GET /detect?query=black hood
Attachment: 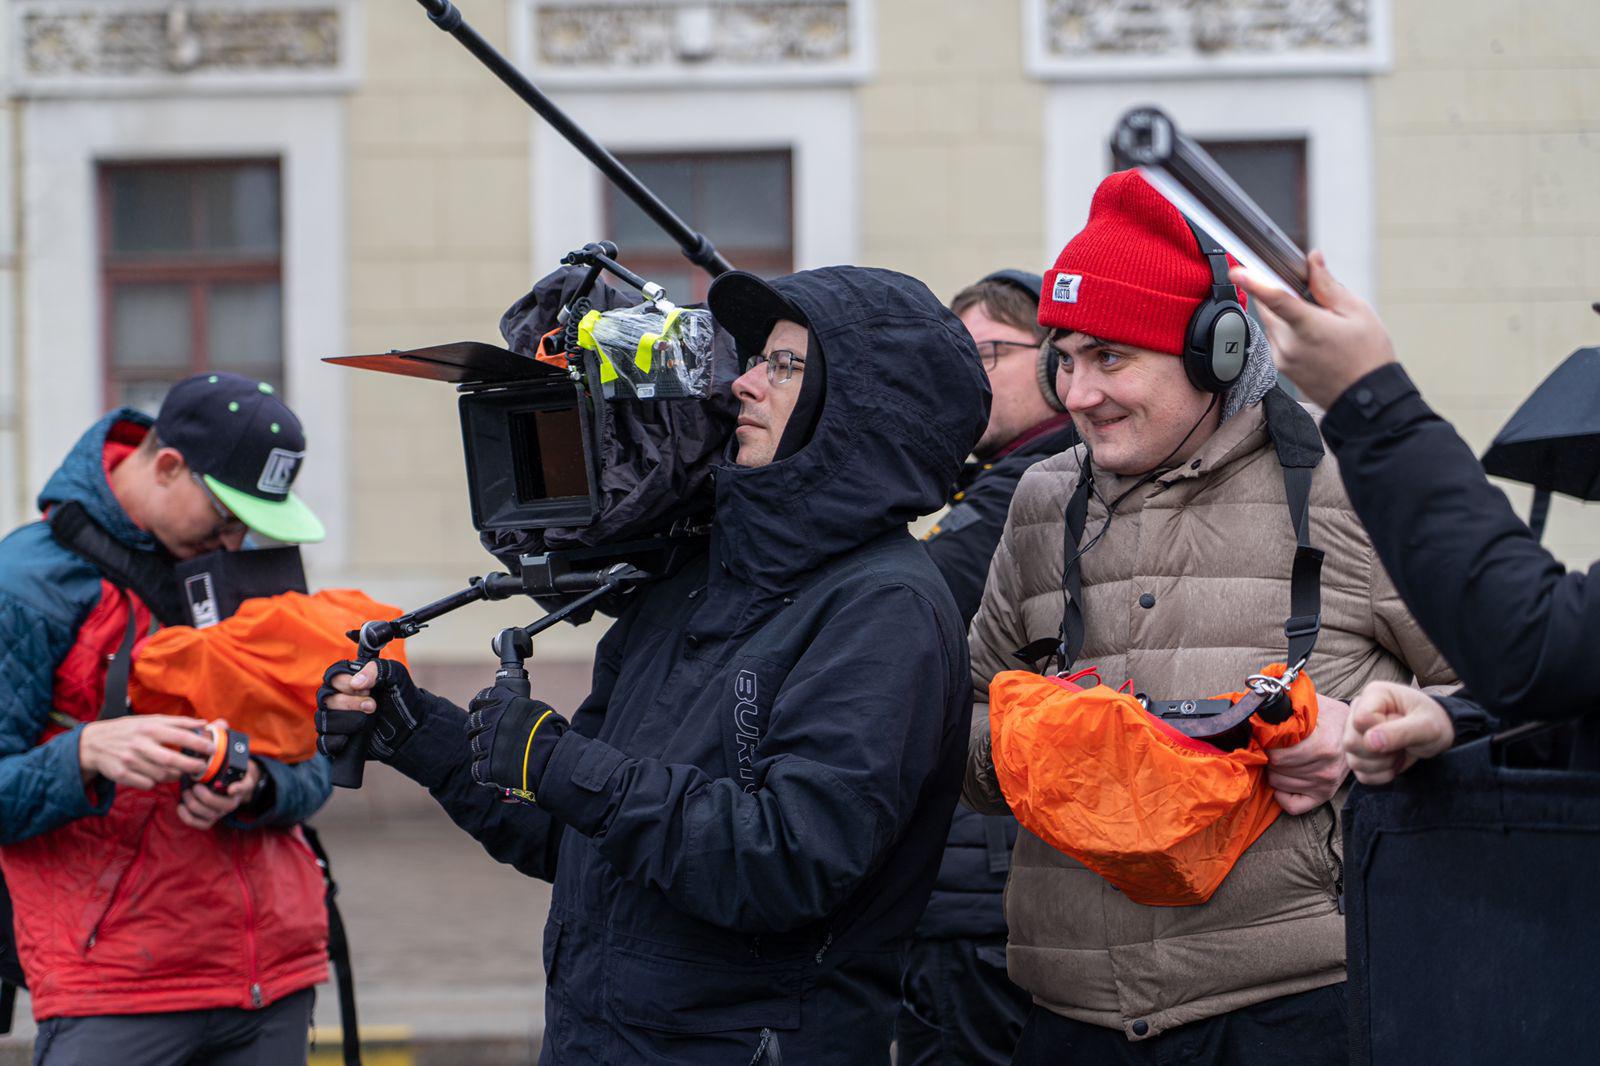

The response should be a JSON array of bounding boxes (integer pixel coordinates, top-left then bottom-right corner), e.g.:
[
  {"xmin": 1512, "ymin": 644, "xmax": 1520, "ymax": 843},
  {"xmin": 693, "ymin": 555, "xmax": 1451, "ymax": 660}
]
[{"xmin": 709, "ymin": 266, "xmax": 991, "ymax": 592}]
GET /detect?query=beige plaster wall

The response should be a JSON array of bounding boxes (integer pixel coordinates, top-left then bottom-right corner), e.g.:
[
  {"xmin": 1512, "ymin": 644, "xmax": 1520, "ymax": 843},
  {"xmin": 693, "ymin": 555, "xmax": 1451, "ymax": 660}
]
[
  {"xmin": 859, "ymin": 0, "xmax": 1046, "ymax": 301},
  {"xmin": 1375, "ymin": 0, "xmax": 1600, "ymax": 566}
]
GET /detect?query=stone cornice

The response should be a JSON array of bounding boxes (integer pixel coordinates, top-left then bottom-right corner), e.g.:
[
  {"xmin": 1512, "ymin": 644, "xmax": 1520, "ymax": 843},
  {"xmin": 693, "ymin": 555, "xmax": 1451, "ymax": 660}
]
[
  {"xmin": 14, "ymin": 0, "xmax": 359, "ymax": 96},
  {"xmin": 515, "ymin": 0, "xmax": 873, "ymax": 88},
  {"xmin": 1027, "ymin": 0, "xmax": 1390, "ymax": 80}
]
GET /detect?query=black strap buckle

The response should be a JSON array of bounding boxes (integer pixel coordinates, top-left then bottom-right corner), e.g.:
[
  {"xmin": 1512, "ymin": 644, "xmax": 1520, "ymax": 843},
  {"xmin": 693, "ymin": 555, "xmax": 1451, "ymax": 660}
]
[{"xmin": 1284, "ymin": 613, "xmax": 1321, "ymax": 642}]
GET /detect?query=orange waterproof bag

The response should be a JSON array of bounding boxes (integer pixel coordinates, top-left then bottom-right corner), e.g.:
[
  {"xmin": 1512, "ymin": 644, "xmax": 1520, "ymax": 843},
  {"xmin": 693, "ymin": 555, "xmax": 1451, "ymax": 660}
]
[
  {"xmin": 129, "ymin": 588, "xmax": 407, "ymax": 763},
  {"xmin": 989, "ymin": 664, "xmax": 1317, "ymax": 906}
]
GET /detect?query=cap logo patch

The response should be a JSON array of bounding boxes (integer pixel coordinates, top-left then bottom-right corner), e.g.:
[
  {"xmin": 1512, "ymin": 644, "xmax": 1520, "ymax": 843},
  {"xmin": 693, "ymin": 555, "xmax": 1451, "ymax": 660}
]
[
  {"xmin": 1052, "ymin": 274, "xmax": 1083, "ymax": 303},
  {"xmin": 258, "ymin": 448, "xmax": 303, "ymax": 495}
]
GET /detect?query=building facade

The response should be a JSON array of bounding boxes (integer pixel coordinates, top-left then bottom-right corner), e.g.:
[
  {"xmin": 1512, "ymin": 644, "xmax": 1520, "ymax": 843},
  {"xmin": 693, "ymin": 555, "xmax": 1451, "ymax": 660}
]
[{"xmin": 4, "ymin": 0, "xmax": 1598, "ymax": 665}]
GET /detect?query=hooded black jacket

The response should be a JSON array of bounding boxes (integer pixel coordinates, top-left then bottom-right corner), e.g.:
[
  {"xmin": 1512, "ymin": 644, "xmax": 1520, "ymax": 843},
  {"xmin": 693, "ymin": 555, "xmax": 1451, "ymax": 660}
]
[{"xmin": 390, "ymin": 266, "xmax": 990, "ymax": 1063}]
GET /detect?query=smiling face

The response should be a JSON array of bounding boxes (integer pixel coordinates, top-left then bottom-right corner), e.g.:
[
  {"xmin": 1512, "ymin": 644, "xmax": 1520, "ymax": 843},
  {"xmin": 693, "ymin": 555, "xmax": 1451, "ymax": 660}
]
[
  {"xmin": 1052, "ymin": 331, "xmax": 1221, "ymax": 475},
  {"xmin": 731, "ymin": 319, "xmax": 810, "ymax": 468}
]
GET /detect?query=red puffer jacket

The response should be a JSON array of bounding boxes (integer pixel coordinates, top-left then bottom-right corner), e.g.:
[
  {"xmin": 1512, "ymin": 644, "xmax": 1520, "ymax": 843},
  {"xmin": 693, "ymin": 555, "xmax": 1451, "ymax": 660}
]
[{"xmin": 2, "ymin": 578, "xmax": 329, "ymax": 1018}]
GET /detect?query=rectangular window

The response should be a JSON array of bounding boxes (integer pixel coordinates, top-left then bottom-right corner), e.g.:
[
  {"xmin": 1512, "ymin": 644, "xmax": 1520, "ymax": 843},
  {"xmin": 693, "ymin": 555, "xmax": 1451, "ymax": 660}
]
[
  {"xmin": 1196, "ymin": 138, "xmax": 1310, "ymax": 252},
  {"xmin": 604, "ymin": 150, "xmax": 794, "ymax": 304},
  {"xmin": 100, "ymin": 160, "xmax": 284, "ymax": 413}
]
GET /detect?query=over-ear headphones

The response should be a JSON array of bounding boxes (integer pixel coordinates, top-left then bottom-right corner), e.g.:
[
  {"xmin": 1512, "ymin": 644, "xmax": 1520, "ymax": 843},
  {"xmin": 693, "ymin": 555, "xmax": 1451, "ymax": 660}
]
[
  {"xmin": 1181, "ymin": 220, "xmax": 1250, "ymax": 394},
  {"xmin": 977, "ymin": 269, "xmax": 1068, "ymax": 414}
]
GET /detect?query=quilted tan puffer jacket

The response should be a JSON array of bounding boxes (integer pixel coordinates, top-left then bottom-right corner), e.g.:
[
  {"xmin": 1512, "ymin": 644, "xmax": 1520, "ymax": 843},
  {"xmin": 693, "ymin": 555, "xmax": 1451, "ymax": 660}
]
[{"xmin": 963, "ymin": 398, "xmax": 1456, "ymax": 1041}]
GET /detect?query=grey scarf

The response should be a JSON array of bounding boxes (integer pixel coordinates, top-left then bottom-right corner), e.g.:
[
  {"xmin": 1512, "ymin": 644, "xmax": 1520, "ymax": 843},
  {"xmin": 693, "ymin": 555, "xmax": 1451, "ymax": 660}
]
[{"xmin": 1221, "ymin": 316, "xmax": 1279, "ymax": 423}]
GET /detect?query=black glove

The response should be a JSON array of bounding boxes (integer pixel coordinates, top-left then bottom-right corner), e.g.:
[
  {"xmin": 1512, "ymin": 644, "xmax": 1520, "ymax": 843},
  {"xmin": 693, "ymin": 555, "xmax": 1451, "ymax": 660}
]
[
  {"xmin": 316, "ymin": 658, "xmax": 430, "ymax": 763},
  {"xmin": 466, "ymin": 685, "xmax": 568, "ymax": 800}
]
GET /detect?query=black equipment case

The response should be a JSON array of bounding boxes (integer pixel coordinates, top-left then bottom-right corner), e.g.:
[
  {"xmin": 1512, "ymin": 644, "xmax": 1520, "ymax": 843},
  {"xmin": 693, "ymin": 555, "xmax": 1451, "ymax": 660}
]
[{"xmin": 1344, "ymin": 731, "xmax": 1600, "ymax": 1065}]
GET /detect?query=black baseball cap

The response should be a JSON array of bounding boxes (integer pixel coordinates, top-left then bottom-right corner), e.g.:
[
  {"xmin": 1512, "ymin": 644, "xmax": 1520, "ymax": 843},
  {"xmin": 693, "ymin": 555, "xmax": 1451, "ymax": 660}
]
[
  {"xmin": 707, "ymin": 271, "xmax": 808, "ymax": 359},
  {"xmin": 155, "ymin": 373, "xmax": 325, "ymax": 544}
]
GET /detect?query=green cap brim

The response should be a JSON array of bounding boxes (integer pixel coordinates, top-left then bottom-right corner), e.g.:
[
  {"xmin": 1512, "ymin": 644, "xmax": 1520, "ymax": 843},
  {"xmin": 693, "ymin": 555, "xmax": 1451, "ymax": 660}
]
[{"xmin": 205, "ymin": 475, "xmax": 326, "ymax": 544}]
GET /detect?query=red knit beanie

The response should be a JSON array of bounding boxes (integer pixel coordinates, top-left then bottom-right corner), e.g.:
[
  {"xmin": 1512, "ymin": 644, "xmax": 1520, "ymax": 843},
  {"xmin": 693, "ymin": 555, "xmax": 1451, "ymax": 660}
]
[{"xmin": 1038, "ymin": 169, "xmax": 1246, "ymax": 357}]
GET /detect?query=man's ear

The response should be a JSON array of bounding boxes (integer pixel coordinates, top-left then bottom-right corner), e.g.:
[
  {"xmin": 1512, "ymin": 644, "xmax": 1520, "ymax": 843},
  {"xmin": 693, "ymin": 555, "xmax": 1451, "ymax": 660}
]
[{"xmin": 151, "ymin": 447, "xmax": 188, "ymax": 485}]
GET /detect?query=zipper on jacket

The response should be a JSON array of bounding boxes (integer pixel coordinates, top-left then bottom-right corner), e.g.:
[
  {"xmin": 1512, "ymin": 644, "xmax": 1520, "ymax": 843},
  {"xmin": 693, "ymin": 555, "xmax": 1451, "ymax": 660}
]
[
  {"xmin": 230, "ymin": 835, "xmax": 264, "ymax": 1007},
  {"xmin": 1323, "ymin": 810, "xmax": 1345, "ymax": 915},
  {"xmin": 84, "ymin": 810, "xmax": 156, "ymax": 952},
  {"xmin": 813, "ymin": 931, "xmax": 833, "ymax": 964}
]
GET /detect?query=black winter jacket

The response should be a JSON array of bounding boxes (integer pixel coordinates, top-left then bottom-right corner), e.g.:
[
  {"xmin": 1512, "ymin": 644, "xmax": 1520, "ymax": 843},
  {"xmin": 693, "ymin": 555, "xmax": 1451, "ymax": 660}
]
[
  {"xmin": 393, "ymin": 266, "xmax": 990, "ymax": 1064},
  {"xmin": 916, "ymin": 417, "xmax": 1078, "ymax": 939},
  {"xmin": 1321, "ymin": 363, "xmax": 1599, "ymax": 766}
]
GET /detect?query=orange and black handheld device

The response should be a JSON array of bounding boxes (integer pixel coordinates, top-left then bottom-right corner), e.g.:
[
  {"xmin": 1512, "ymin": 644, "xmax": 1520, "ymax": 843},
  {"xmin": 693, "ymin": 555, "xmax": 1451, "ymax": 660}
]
[{"xmin": 189, "ymin": 721, "xmax": 251, "ymax": 794}]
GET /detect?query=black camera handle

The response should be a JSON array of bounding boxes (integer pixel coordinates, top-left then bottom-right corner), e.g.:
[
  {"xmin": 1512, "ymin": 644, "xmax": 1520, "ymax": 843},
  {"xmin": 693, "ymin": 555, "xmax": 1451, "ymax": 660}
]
[
  {"xmin": 415, "ymin": 0, "xmax": 732, "ymax": 279},
  {"xmin": 491, "ymin": 563, "xmax": 646, "ymax": 698},
  {"xmin": 329, "ymin": 565, "xmax": 650, "ymax": 787},
  {"xmin": 329, "ymin": 572, "xmax": 526, "ymax": 788}
]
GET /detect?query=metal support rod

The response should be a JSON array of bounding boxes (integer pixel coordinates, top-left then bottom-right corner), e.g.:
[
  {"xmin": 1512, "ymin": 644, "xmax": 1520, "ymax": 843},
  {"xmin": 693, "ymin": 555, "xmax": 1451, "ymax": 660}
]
[
  {"xmin": 415, "ymin": 0, "xmax": 733, "ymax": 278},
  {"xmin": 1112, "ymin": 106, "xmax": 1313, "ymax": 302}
]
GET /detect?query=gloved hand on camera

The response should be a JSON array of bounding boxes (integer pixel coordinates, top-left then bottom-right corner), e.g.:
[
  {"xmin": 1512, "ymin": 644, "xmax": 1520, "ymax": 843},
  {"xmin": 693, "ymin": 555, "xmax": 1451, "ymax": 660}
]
[
  {"xmin": 466, "ymin": 685, "xmax": 569, "ymax": 800},
  {"xmin": 316, "ymin": 658, "xmax": 432, "ymax": 764}
]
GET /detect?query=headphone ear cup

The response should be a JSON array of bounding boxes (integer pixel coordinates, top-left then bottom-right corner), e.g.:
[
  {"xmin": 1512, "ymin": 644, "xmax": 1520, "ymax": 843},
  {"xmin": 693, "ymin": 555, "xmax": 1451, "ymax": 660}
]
[
  {"xmin": 1036, "ymin": 341, "xmax": 1066, "ymax": 413},
  {"xmin": 1183, "ymin": 303, "xmax": 1250, "ymax": 393}
]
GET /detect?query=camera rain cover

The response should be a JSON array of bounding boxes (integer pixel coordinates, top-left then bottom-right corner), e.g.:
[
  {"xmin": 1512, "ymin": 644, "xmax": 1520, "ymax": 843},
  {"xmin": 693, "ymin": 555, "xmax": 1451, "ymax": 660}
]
[
  {"xmin": 576, "ymin": 302, "xmax": 717, "ymax": 401},
  {"xmin": 483, "ymin": 265, "xmax": 739, "ymax": 565}
]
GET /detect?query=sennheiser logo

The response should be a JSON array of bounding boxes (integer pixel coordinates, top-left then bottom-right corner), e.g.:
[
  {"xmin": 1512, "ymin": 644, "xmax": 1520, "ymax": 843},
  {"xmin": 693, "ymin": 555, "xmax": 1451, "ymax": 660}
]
[
  {"xmin": 1225, "ymin": 340, "xmax": 1240, "ymax": 354},
  {"xmin": 257, "ymin": 448, "xmax": 303, "ymax": 495},
  {"xmin": 185, "ymin": 572, "xmax": 220, "ymax": 629},
  {"xmin": 1051, "ymin": 274, "xmax": 1082, "ymax": 303},
  {"xmin": 733, "ymin": 670, "xmax": 761, "ymax": 792}
]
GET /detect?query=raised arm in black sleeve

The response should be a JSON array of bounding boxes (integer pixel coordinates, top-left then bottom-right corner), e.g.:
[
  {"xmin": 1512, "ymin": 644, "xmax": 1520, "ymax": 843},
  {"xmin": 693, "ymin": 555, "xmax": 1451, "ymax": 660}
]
[{"xmin": 1320, "ymin": 362, "xmax": 1600, "ymax": 723}]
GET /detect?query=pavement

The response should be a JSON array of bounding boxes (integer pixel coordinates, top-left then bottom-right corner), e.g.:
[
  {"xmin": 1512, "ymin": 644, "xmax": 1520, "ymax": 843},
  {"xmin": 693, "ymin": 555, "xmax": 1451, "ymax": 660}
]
[{"xmin": 0, "ymin": 658, "xmax": 596, "ymax": 1066}]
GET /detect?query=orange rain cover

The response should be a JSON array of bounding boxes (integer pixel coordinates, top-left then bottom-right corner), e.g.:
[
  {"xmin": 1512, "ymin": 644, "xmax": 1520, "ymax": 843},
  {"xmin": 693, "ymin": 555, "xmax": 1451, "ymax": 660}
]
[
  {"xmin": 989, "ymin": 664, "xmax": 1317, "ymax": 906},
  {"xmin": 129, "ymin": 589, "xmax": 408, "ymax": 764}
]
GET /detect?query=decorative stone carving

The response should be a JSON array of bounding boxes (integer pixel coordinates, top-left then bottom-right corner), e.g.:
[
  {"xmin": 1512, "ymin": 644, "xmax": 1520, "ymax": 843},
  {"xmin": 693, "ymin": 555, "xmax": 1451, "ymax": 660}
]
[
  {"xmin": 533, "ymin": 1, "xmax": 853, "ymax": 71},
  {"xmin": 20, "ymin": 3, "xmax": 341, "ymax": 79},
  {"xmin": 1042, "ymin": 0, "xmax": 1371, "ymax": 60}
]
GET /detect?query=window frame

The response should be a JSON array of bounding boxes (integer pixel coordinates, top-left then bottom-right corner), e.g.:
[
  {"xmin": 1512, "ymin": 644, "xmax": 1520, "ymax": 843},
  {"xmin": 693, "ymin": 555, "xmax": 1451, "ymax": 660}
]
[
  {"xmin": 97, "ymin": 157, "xmax": 284, "ymax": 410},
  {"xmin": 602, "ymin": 148, "xmax": 795, "ymax": 303}
]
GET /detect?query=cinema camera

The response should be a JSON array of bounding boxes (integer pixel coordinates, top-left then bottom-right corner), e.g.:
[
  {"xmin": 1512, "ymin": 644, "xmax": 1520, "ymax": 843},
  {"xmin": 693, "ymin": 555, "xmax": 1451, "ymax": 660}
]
[{"xmin": 322, "ymin": 241, "xmax": 732, "ymax": 787}]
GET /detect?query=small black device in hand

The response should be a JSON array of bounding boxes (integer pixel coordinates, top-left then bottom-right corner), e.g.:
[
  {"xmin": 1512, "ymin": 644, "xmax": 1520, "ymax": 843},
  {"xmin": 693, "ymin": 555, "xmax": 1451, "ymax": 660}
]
[{"xmin": 185, "ymin": 721, "xmax": 252, "ymax": 794}]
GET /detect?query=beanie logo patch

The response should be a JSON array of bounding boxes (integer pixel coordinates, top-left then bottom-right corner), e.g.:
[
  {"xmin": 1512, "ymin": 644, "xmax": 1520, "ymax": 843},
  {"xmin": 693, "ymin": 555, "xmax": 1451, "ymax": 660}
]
[{"xmin": 1051, "ymin": 274, "xmax": 1083, "ymax": 304}]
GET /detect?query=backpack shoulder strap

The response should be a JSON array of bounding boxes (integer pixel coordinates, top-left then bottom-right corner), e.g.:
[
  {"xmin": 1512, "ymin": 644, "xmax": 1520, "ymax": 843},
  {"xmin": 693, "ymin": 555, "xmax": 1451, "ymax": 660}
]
[
  {"xmin": 47, "ymin": 503, "xmax": 168, "ymax": 719},
  {"xmin": 46, "ymin": 502, "xmax": 184, "ymax": 626},
  {"xmin": 301, "ymin": 825, "xmax": 363, "ymax": 1066},
  {"xmin": 1013, "ymin": 459, "xmax": 1092, "ymax": 673},
  {"xmin": 1262, "ymin": 387, "xmax": 1326, "ymax": 669}
]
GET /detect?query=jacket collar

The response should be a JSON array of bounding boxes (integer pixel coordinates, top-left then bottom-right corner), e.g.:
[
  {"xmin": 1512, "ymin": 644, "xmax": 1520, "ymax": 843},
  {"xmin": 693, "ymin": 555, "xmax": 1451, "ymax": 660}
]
[{"xmin": 37, "ymin": 409, "xmax": 161, "ymax": 553}]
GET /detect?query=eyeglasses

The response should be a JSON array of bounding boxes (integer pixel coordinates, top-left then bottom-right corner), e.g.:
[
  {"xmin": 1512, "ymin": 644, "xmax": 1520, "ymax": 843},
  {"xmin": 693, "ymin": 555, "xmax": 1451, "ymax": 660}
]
[
  {"xmin": 974, "ymin": 339, "xmax": 1042, "ymax": 372},
  {"xmin": 745, "ymin": 349, "xmax": 807, "ymax": 385},
  {"xmin": 190, "ymin": 473, "xmax": 249, "ymax": 540}
]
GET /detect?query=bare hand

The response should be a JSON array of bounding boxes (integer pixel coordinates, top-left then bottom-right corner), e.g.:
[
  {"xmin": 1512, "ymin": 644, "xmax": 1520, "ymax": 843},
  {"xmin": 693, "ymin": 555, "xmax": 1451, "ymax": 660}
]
[
  {"xmin": 1229, "ymin": 250, "xmax": 1397, "ymax": 409},
  {"xmin": 322, "ymin": 662, "xmax": 379, "ymax": 716},
  {"xmin": 176, "ymin": 757, "xmax": 264, "ymax": 830},
  {"xmin": 1342, "ymin": 681, "xmax": 1456, "ymax": 786},
  {"xmin": 79, "ymin": 716, "xmax": 214, "ymax": 791},
  {"xmin": 1267, "ymin": 694, "xmax": 1352, "ymax": 815}
]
